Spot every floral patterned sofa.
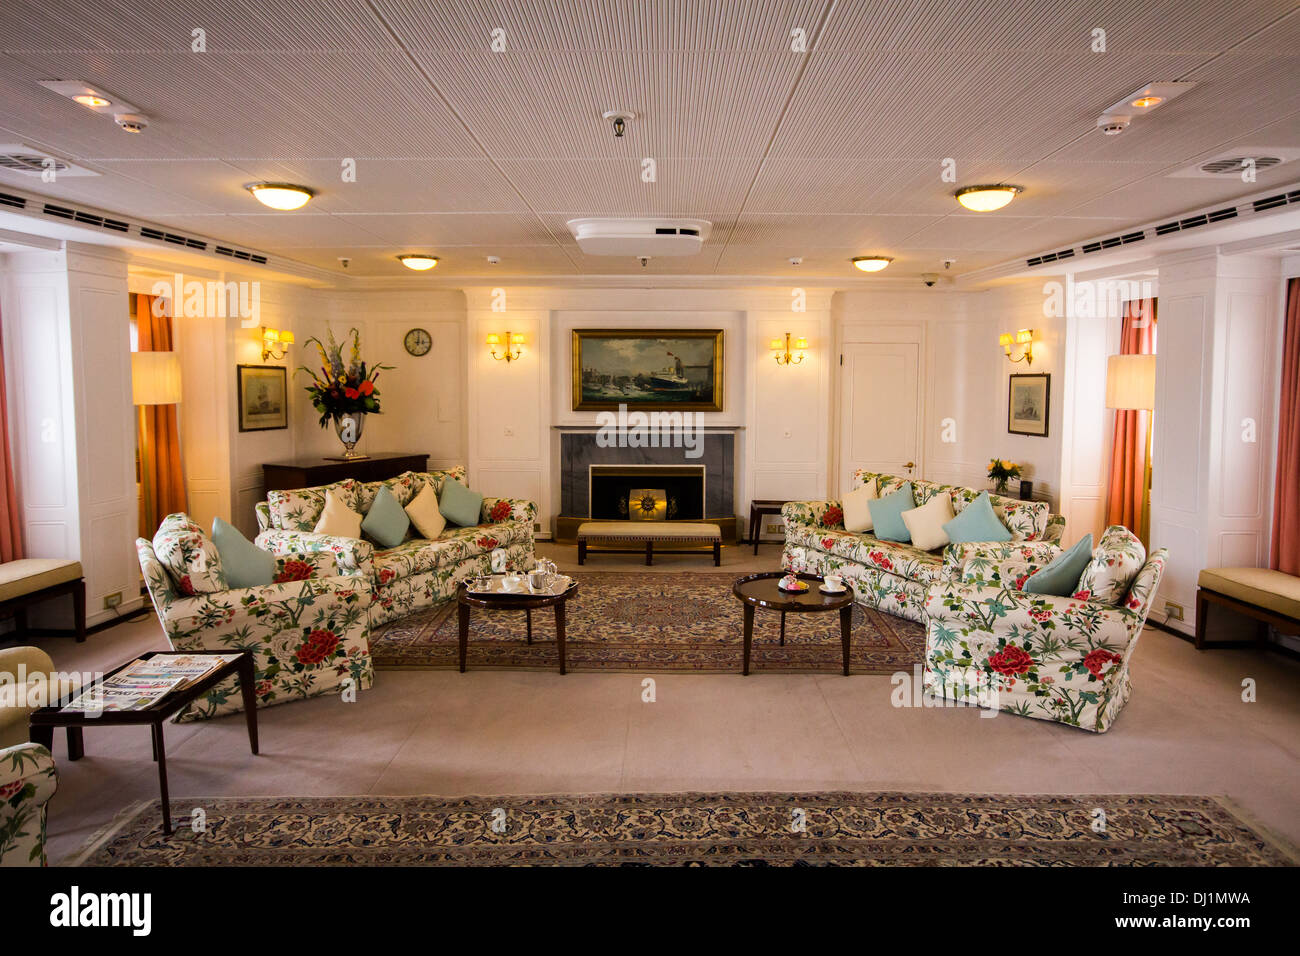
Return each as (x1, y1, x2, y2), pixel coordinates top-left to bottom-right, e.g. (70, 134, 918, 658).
(781, 471, 1065, 623)
(137, 527, 373, 721)
(923, 527, 1169, 732)
(254, 467, 537, 627)
(1, 742, 57, 866)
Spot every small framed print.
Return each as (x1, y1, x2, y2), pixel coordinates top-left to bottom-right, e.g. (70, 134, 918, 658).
(237, 365, 288, 432)
(1008, 373, 1050, 437)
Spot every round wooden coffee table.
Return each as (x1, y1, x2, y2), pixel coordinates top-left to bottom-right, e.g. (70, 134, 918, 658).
(457, 580, 578, 675)
(732, 572, 855, 676)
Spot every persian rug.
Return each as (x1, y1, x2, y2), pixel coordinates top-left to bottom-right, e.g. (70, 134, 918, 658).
(369, 571, 925, 673)
(67, 791, 1296, 866)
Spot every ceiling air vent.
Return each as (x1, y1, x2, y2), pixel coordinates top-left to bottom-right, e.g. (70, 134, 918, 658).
(1171, 147, 1300, 179)
(0, 191, 28, 210)
(1200, 156, 1282, 175)
(214, 245, 267, 265)
(0, 144, 97, 178)
(139, 226, 207, 250)
(1252, 191, 1300, 212)
(1026, 247, 1075, 267)
(41, 202, 129, 233)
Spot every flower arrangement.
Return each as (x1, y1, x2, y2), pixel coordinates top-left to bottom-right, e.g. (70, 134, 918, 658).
(297, 328, 393, 427)
(987, 458, 1022, 494)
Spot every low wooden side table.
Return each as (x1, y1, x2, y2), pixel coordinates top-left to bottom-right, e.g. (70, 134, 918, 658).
(732, 572, 855, 675)
(29, 649, 259, 835)
(748, 499, 787, 555)
(458, 581, 579, 674)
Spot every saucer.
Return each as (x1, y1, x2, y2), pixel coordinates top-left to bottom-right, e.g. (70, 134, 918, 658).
(819, 584, 847, 595)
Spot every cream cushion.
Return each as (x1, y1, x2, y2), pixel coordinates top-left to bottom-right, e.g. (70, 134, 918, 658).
(405, 484, 446, 540)
(577, 521, 721, 542)
(842, 480, 879, 533)
(0, 559, 81, 602)
(901, 493, 955, 551)
(313, 489, 363, 539)
(1198, 567, 1300, 620)
(0, 646, 80, 749)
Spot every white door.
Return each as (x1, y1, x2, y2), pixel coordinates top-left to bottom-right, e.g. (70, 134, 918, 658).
(839, 342, 922, 492)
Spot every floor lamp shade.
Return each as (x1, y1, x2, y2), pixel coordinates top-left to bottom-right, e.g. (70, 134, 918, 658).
(132, 351, 182, 405)
(1105, 354, 1156, 410)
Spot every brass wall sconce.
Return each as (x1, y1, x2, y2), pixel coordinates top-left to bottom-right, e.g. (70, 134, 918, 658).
(487, 331, 525, 362)
(770, 331, 808, 366)
(261, 327, 294, 361)
(1000, 328, 1035, 364)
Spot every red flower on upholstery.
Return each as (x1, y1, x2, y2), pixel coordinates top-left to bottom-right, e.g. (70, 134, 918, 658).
(1029, 607, 1051, 622)
(821, 537, 837, 550)
(0, 780, 23, 800)
(988, 644, 1034, 676)
(868, 550, 893, 571)
(296, 628, 339, 666)
(1126, 596, 1142, 610)
(274, 559, 315, 583)
(255, 679, 274, 698)
(821, 506, 843, 527)
(1013, 574, 1029, 590)
(1082, 648, 1123, 678)
(476, 536, 500, 550)
(488, 500, 512, 523)
(179, 574, 196, 596)
(1072, 589, 1092, 601)
(377, 567, 396, 587)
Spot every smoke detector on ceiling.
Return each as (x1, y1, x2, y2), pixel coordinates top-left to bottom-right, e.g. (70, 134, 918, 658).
(1169, 146, 1300, 179)
(567, 218, 712, 257)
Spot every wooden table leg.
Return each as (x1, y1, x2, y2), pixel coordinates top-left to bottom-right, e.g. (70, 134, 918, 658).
(526, 607, 533, 644)
(66, 727, 84, 761)
(153, 722, 172, 835)
(238, 654, 260, 755)
(751, 504, 759, 555)
(743, 603, 754, 675)
(555, 600, 567, 675)
(28, 724, 53, 751)
(645, 541, 653, 566)
(714, 540, 721, 566)
(779, 611, 786, 646)
(578, 539, 586, 565)
(1194, 589, 1208, 650)
(839, 605, 852, 676)
(458, 600, 471, 672)
(72, 579, 87, 643)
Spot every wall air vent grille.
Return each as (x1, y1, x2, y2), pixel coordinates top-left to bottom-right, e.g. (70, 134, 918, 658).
(214, 245, 268, 265)
(1251, 191, 1300, 212)
(42, 202, 129, 233)
(0, 191, 27, 209)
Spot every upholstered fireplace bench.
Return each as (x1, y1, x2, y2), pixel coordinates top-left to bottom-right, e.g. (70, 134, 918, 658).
(577, 521, 722, 566)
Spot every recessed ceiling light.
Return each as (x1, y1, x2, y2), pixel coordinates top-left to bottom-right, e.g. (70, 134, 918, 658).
(852, 256, 892, 272)
(72, 93, 111, 108)
(398, 255, 438, 271)
(37, 80, 138, 114)
(1130, 95, 1163, 108)
(245, 182, 314, 210)
(954, 184, 1023, 212)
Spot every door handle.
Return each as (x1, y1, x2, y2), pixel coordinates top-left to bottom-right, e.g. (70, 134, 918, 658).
(904, 461, 915, 473)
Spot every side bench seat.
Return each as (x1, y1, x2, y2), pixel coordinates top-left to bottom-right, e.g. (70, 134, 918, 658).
(0, 558, 86, 643)
(1195, 566, 1300, 649)
(577, 521, 722, 566)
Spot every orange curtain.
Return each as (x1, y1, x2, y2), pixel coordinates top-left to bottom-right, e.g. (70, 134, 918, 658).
(0, 307, 23, 561)
(134, 293, 186, 537)
(1105, 298, 1157, 533)
(1271, 278, 1300, 575)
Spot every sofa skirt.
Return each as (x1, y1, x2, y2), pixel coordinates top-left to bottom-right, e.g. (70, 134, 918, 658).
(369, 540, 535, 626)
(781, 543, 930, 624)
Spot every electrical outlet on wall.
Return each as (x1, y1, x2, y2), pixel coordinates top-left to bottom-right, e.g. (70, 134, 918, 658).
(103, 591, 122, 609)
(1164, 601, 1184, 621)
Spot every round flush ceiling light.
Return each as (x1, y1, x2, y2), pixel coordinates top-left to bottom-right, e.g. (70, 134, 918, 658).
(954, 184, 1023, 212)
(245, 182, 314, 210)
(851, 256, 893, 272)
(397, 255, 438, 271)
(1130, 95, 1163, 108)
(73, 93, 111, 108)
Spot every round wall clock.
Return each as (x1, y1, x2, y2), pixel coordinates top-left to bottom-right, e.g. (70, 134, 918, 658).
(404, 328, 432, 356)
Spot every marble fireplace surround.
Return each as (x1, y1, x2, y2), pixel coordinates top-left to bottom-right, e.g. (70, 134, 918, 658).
(557, 427, 738, 520)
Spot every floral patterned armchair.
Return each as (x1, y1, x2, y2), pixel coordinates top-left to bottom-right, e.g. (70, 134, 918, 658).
(136, 537, 374, 721)
(1, 743, 57, 866)
(923, 538, 1169, 733)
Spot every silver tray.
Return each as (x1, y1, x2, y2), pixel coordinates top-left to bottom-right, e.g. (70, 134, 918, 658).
(465, 573, 575, 598)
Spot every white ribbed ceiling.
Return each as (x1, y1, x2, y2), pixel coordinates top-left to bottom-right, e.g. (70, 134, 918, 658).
(0, 0, 1297, 277)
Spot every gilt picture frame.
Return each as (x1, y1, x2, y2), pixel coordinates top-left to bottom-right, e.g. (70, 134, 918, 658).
(237, 364, 288, 432)
(572, 329, 724, 411)
(1007, 373, 1050, 437)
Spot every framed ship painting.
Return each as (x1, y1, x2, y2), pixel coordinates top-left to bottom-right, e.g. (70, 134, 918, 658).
(237, 364, 288, 431)
(572, 329, 724, 411)
(1007, 373, 1050, 437)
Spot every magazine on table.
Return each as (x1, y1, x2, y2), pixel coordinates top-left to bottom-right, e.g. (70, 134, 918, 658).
(59, 652, 244, 712)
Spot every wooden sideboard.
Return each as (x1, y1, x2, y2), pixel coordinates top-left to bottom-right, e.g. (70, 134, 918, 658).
(262, 453, 429, 492)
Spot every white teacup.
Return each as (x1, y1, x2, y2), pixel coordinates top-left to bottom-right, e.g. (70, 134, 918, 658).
(824, 574, 844, 591)
(500, 574, 524, 592)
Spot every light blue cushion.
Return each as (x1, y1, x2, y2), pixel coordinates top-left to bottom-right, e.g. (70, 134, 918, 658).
(867, 482, 915, 543)
(361, 485, 410, 548)
(1024, 533, 1094, 596)
(439, 478, 484, 528)
(943, 492, 1012, 544)
(211, 517, 275, 589)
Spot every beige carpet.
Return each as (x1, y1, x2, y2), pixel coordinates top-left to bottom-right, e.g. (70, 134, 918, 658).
(369, 570, 925, 673)
(68, 791, 1297, 866)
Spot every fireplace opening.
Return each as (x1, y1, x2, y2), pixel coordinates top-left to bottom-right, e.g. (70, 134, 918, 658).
(589, 464, 705, 521)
